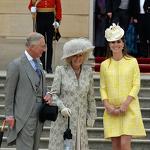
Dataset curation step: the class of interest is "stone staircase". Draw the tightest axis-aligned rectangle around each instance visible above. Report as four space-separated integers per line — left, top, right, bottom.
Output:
0 71 150 150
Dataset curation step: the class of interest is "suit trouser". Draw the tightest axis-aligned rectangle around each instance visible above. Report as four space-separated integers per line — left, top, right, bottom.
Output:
16 103 43 150
112 8 130 32
137 14 150 57
36 12 55 71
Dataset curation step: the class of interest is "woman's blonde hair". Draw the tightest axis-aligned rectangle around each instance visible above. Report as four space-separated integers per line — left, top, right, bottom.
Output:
65 52 89 64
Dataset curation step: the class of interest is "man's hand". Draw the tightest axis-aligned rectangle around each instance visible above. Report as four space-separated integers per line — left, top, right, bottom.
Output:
43 93 52 105
5 116 15 129
61 108 71 117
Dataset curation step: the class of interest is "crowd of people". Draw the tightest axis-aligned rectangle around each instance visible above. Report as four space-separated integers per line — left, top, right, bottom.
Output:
4 0 148 150
94 0 150 58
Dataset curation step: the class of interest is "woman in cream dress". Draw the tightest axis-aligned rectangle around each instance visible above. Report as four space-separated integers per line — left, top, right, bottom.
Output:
48 38 96 150
100 24 146 150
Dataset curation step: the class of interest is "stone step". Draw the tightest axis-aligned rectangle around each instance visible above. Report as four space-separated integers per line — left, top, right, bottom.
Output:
140 74 150 88
0 105 150 118
138 97 150 108
93 73 150 88
0 94 5 105
1 125 150 150
0 71 150 149
87 128 150 139
39 126 150 139
0 72 54 85
94 117 150 129
139 88 150 97
1 116 150 129
1 95 150 116
88 138 150 150
0 71 6 84
1 93 150 108
0 149 47 150
0 71 150 88
0 83 5 94
39 86 150 99
96 107 150 118
94 87 150 97
95 96 150 108
1 83 150 97
1 137 150 150
1 125 150 140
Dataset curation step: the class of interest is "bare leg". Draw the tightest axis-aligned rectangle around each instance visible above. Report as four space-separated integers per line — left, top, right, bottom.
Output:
111 136 121 150
121 135 132 150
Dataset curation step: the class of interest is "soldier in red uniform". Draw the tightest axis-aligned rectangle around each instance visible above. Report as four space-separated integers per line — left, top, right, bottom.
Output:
28 0 62 73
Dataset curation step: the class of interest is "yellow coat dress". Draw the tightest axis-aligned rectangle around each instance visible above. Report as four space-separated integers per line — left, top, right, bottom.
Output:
100 57 146 138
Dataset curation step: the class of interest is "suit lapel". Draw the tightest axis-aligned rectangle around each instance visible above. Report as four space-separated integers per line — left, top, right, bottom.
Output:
21 54 39 92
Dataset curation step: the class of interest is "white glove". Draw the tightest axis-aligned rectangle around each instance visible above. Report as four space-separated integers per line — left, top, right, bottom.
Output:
31 6 37 13
61 108 71 117
53 21 60 29
87 118 95 127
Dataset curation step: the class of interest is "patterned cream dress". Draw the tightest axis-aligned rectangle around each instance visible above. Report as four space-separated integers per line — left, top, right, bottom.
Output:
100 57 146 138
48 65 96 150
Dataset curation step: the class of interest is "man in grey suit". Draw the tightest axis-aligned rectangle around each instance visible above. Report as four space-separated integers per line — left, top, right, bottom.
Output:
5 32 52 150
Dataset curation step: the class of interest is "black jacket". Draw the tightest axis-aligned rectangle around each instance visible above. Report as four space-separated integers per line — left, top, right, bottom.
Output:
131 0 150 18
106 0 134 16
144 0 150 13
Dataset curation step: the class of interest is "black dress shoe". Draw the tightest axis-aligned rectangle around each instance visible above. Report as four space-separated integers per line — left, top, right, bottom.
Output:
46 69 53 74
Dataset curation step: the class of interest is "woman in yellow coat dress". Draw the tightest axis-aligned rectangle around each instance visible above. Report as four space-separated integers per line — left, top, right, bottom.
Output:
100 23 146 150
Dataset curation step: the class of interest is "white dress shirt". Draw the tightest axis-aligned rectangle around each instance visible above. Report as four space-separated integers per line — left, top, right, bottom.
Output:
140 0 145 14
25 50 36 71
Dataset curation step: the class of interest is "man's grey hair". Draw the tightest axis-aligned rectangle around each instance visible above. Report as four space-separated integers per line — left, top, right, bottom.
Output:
25 32 44 47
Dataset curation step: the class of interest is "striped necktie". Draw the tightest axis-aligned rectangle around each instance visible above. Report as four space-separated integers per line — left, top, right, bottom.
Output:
33 59 42 78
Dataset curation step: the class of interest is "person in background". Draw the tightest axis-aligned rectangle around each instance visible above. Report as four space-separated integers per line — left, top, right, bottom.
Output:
5 32 52 150
131 0 150 57
106 0 134 32
100 24 146 150
28 0 62 73
48 38 96 150
94 0 108 57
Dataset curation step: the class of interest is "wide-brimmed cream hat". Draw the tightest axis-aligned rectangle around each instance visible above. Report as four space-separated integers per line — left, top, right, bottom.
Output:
61 38 94 60
105 23 124 42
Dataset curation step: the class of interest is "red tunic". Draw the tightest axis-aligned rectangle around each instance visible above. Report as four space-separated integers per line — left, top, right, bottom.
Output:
28 0 62 21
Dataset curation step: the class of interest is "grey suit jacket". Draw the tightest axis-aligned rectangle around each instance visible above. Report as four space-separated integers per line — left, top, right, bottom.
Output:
5 53 45 146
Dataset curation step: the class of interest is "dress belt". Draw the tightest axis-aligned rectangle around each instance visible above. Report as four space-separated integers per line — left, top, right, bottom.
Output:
37 8 55 12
